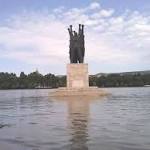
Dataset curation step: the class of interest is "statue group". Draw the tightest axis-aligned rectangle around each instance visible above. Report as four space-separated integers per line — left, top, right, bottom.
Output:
68 24 85 63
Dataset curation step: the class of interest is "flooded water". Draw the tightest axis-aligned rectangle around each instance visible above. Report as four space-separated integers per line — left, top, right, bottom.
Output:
0 88 150 150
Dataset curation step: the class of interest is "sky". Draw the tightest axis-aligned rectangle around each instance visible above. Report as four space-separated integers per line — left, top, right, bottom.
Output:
0 0 150 75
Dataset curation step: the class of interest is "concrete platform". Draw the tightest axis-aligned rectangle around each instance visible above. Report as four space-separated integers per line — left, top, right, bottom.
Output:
49 63 109 97
49 87 108 97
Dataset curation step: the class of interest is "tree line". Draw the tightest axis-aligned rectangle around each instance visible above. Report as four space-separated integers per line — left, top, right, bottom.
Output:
0 71 150 89
89 74 150 87
0 71 66 89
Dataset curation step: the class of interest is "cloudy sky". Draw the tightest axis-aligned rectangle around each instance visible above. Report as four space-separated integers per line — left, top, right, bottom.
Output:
0 0 150 75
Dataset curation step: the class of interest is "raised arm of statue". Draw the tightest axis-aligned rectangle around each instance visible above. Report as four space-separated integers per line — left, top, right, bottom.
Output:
68 28 71 36
68 25 73 37
70 25 73 32
81 24 84 35
78 24 82 35
68 29 73 38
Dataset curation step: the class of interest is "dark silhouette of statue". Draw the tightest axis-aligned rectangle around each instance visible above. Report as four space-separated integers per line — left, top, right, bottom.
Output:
68 24 85 63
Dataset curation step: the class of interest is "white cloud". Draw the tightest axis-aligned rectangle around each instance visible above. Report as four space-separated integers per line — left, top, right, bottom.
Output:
0 2 150 74
91 9 114 18
89 2 100 10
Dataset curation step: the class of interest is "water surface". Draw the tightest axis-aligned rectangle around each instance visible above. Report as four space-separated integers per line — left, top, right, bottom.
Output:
0 88 150 150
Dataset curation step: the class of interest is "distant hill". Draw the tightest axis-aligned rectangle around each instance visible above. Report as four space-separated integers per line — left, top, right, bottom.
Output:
95 70 150 77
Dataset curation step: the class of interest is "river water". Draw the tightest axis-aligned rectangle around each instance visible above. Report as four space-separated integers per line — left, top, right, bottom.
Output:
0 88 150 150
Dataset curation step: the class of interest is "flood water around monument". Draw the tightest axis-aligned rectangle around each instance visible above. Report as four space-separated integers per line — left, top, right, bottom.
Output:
0 88 150 150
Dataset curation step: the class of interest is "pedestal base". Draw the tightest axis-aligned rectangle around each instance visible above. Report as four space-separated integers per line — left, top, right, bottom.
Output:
67 64 89 88
49 63 108 97
50 87 108 97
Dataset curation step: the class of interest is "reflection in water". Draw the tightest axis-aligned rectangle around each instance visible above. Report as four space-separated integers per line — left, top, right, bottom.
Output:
68 97 89 150
1 89 150 150
58 96 99 150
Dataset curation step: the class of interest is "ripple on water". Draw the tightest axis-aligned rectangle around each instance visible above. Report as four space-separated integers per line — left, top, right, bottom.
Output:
0 88 150 150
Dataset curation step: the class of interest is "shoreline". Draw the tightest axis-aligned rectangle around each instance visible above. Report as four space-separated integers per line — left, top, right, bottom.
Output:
0 86 150 90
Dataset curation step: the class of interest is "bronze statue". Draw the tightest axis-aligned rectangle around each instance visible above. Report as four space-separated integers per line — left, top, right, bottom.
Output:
68 24 85 63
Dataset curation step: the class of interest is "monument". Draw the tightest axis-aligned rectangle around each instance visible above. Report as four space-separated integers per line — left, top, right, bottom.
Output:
67 24 89 89
51 24 107 97
68 24 85 64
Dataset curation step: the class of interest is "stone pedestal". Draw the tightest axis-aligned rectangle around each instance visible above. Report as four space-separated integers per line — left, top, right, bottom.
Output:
50 63 108 97
67 64 89 89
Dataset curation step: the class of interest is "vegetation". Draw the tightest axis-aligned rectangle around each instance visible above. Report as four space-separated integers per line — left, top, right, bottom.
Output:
0 71 150 89
0 71 66 89
90 74 150 87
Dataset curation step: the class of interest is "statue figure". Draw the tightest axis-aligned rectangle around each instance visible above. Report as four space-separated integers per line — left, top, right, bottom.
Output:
68 24 85 63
